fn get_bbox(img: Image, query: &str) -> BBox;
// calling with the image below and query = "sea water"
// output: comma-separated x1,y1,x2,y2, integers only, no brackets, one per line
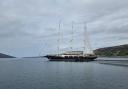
0,58,128,89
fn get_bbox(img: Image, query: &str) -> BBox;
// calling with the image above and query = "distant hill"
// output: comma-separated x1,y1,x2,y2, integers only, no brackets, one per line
0,53,15,58
94,44,128,57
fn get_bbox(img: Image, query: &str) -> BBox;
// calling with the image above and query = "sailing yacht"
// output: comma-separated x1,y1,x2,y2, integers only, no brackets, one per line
44,22,97,62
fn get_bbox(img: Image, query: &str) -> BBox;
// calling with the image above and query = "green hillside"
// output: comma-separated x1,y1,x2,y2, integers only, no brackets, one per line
94,44,128,57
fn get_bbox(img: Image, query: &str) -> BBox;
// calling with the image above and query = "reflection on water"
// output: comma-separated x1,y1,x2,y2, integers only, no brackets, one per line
97,57,128,66
0,58,128,89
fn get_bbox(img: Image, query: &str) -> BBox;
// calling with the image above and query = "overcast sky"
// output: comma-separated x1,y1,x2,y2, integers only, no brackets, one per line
0,0,128,57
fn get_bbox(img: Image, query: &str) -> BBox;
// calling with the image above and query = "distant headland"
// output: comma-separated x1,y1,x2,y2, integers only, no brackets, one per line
94,44,128,57
0,53,15,58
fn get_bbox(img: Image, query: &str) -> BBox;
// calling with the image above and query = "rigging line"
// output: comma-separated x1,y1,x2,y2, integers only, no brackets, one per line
83,23,93,54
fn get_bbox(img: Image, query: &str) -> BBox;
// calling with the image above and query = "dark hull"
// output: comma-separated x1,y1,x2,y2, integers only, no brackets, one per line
45,55,97,62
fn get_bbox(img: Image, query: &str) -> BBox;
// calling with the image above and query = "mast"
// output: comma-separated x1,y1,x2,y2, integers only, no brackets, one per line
57,20,61,55
70,21,74,51
83,23,86,55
